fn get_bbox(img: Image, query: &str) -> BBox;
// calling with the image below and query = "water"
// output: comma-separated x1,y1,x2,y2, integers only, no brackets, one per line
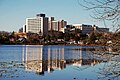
0,45,120,80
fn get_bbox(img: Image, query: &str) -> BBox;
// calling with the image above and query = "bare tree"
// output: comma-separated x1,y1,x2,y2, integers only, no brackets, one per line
78,0,120,31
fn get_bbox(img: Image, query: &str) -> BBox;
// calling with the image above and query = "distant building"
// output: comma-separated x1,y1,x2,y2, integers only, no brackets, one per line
58,20,67,30
66,24,109,34
64,25,73,33
98,28,109,32
72,24,93,34
92,25,109,32
59,28,65,33
65,25,73,29
25,14,48,36
52,20,59,31
48,17,54,31
14,32,27,38
49,19,67,32
36,13,45,17
80,24,93,34
95,27,109,32
23,25,26,33
23,13,109,36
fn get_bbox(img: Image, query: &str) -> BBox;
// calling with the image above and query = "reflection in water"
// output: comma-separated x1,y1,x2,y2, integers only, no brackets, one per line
90,46,120,80
22,45,43,74
22,45,66,75
0,45,120,80
22,45,100,75
47,48,65,72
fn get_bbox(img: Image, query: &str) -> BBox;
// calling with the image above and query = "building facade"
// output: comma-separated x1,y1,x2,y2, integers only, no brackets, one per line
58,20,67,29
48,17,54,31
72,24,109,34
80,24,93,34
72,24,93,34
52,20,59,31
23,25,26,33
48,19,67,32
25,14,48,36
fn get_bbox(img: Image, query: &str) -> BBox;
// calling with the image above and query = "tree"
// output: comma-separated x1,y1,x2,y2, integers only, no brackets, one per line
87,32,97,44
26,33,40,44
78,0,120,31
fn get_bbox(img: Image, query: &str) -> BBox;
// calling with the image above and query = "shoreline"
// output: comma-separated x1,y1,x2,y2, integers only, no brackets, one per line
0,43,119,47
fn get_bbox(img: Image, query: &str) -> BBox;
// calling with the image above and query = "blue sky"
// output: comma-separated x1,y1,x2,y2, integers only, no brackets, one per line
0,0,110,32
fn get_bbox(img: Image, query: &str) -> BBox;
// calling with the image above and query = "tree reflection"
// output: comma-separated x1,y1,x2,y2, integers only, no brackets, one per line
92,46,120,80
70,46,120,80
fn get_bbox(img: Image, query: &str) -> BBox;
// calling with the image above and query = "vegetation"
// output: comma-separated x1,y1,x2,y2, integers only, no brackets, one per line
78,0,120,31
76,1,120,79
0,30,119,46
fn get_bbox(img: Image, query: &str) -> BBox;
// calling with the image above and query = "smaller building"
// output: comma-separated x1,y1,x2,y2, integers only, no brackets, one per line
52,20,59,31
48,18,67,32
97,28,109,32
14,32,27,38
59,28,65,33
23,25,26,33
93,25,109,32
48,17,55,31
65,24,109,35
72,24,93,34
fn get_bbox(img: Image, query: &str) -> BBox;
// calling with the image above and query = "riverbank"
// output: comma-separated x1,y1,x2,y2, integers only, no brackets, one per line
0,41,119,45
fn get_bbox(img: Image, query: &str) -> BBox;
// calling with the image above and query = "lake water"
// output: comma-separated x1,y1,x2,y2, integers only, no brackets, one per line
0,45,120,80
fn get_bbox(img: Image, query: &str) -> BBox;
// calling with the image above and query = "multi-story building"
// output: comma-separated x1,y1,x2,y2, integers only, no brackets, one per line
23,25,26,33
58,20,67,29
48,17,54,31
72,24,93,34
49,19,67,32
93,25,109,32
65,24,109,34
23,13,109,36
52,20,59,31
24,14,48,36
80,24,93,34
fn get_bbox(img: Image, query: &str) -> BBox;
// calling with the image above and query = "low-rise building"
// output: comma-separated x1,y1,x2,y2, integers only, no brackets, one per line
65,24,109,35
14,32,27,38
72,24,93,34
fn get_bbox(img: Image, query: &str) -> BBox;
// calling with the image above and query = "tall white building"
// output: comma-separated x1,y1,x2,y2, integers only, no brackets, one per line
25,14,48,36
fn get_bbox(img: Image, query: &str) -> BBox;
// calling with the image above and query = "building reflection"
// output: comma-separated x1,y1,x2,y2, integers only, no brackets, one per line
65,48,100,67
47,48,66,72
22,45,43,74
22,46,100,75
22,45,66,75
